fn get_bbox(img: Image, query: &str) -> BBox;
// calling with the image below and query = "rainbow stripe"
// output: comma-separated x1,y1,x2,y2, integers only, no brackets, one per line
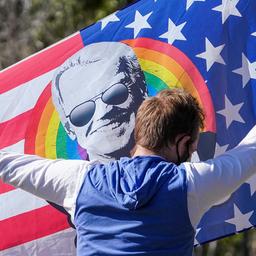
124,38,215,133
25,84,87,159
25,38,215,159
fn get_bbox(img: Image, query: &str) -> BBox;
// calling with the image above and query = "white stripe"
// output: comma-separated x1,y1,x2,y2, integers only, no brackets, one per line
2,140,25,153
0,69,56,123
1,140,44,221
1,228,76,255
0,189,48,220
0,32,79,74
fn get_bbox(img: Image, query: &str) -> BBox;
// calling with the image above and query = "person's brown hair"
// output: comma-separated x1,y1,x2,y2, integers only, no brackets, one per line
134,89,205,151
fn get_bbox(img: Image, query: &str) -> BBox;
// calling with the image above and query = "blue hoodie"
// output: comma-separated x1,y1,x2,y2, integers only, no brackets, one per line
74,156,195,256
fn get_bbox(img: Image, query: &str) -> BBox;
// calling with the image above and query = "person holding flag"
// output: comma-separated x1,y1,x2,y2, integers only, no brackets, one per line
1,88,256,255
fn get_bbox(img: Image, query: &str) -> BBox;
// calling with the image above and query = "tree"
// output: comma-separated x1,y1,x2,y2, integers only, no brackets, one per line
0,0,136,69
0,0,33,68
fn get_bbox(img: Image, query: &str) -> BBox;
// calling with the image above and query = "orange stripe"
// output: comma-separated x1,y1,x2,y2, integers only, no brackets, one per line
134,47,203,107
35,98,55,157
124,38,216,132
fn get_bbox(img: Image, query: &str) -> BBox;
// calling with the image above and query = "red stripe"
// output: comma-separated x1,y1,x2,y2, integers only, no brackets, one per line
0,33,84,94
0,87,51,194
0,180,14,194
0,110,32,149
0,205,70,250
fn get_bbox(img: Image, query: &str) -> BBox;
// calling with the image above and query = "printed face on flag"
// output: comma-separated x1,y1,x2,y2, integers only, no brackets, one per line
52,42,147,161
51,40,215,162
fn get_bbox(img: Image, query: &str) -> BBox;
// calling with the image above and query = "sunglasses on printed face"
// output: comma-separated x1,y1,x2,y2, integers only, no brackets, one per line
65,82,129,127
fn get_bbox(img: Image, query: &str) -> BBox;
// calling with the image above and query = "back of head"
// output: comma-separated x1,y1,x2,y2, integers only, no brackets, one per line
134,89,205,151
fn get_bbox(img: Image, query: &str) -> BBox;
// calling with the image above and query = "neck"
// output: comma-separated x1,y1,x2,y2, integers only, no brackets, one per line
133,144,177,163
133,145,161,157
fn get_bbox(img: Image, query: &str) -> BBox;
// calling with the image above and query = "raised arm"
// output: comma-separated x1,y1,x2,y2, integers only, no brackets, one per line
0,151,96,218
183,125,256,228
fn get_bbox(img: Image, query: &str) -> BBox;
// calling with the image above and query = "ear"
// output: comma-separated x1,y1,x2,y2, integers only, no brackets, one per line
175,134,191,144
175,134,192,151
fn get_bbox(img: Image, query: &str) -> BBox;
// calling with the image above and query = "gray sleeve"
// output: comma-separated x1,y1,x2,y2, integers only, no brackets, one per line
182,125,256,229
0,151,96,220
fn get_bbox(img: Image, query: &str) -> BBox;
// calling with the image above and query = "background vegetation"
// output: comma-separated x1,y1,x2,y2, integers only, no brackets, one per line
0,0,135,68
1,0,256,255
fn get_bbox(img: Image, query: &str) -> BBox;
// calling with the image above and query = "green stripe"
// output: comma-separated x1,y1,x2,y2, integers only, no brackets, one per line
144,72,169,91
56,123,68,159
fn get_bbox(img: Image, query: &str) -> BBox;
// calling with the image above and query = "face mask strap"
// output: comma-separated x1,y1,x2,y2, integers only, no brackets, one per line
175,134,191,165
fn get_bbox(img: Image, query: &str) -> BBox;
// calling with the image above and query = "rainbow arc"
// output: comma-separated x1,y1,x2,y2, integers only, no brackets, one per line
25,38,215,159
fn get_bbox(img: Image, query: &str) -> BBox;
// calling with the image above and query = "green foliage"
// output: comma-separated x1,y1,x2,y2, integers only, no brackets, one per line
194,230,256,256
30,0,136,50
0,0,136,68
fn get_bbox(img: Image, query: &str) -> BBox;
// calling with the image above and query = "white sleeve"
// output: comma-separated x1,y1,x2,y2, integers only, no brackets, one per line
182,125,256,229
0,151,97,219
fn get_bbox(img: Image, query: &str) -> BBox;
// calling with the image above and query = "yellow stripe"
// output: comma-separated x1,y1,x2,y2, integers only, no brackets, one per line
138,55,203,107
138,58,182,89
45,110,60,159
35,99,54,157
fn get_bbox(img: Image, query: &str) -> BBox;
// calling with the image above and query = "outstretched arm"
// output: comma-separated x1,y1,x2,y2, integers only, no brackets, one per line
0,152,96,219
183,125,256,228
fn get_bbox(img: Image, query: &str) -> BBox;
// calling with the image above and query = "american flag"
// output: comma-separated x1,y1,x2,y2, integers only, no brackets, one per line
0,0,256,254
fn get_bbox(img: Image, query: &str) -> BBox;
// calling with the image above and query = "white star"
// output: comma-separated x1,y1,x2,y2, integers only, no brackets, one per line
159,18,187,44
194,228,201,245
217,95,245,129
186,0,205,10
100,12,120,30
252,32,256,37
246,174,256,196
125,10,152,38
212,0,242,24
233,53,256,88
196,38,225,71
226,204,253,231
215,142,229,157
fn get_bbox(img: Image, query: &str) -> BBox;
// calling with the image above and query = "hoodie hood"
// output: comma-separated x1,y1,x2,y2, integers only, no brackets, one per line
102,156,177,210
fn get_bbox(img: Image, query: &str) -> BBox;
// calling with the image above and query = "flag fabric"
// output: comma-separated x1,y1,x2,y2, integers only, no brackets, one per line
0,0,256,254
0,34,83,255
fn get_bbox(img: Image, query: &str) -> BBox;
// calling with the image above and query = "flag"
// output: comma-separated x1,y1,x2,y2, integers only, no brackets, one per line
0,34,83,255
0,0,256,254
